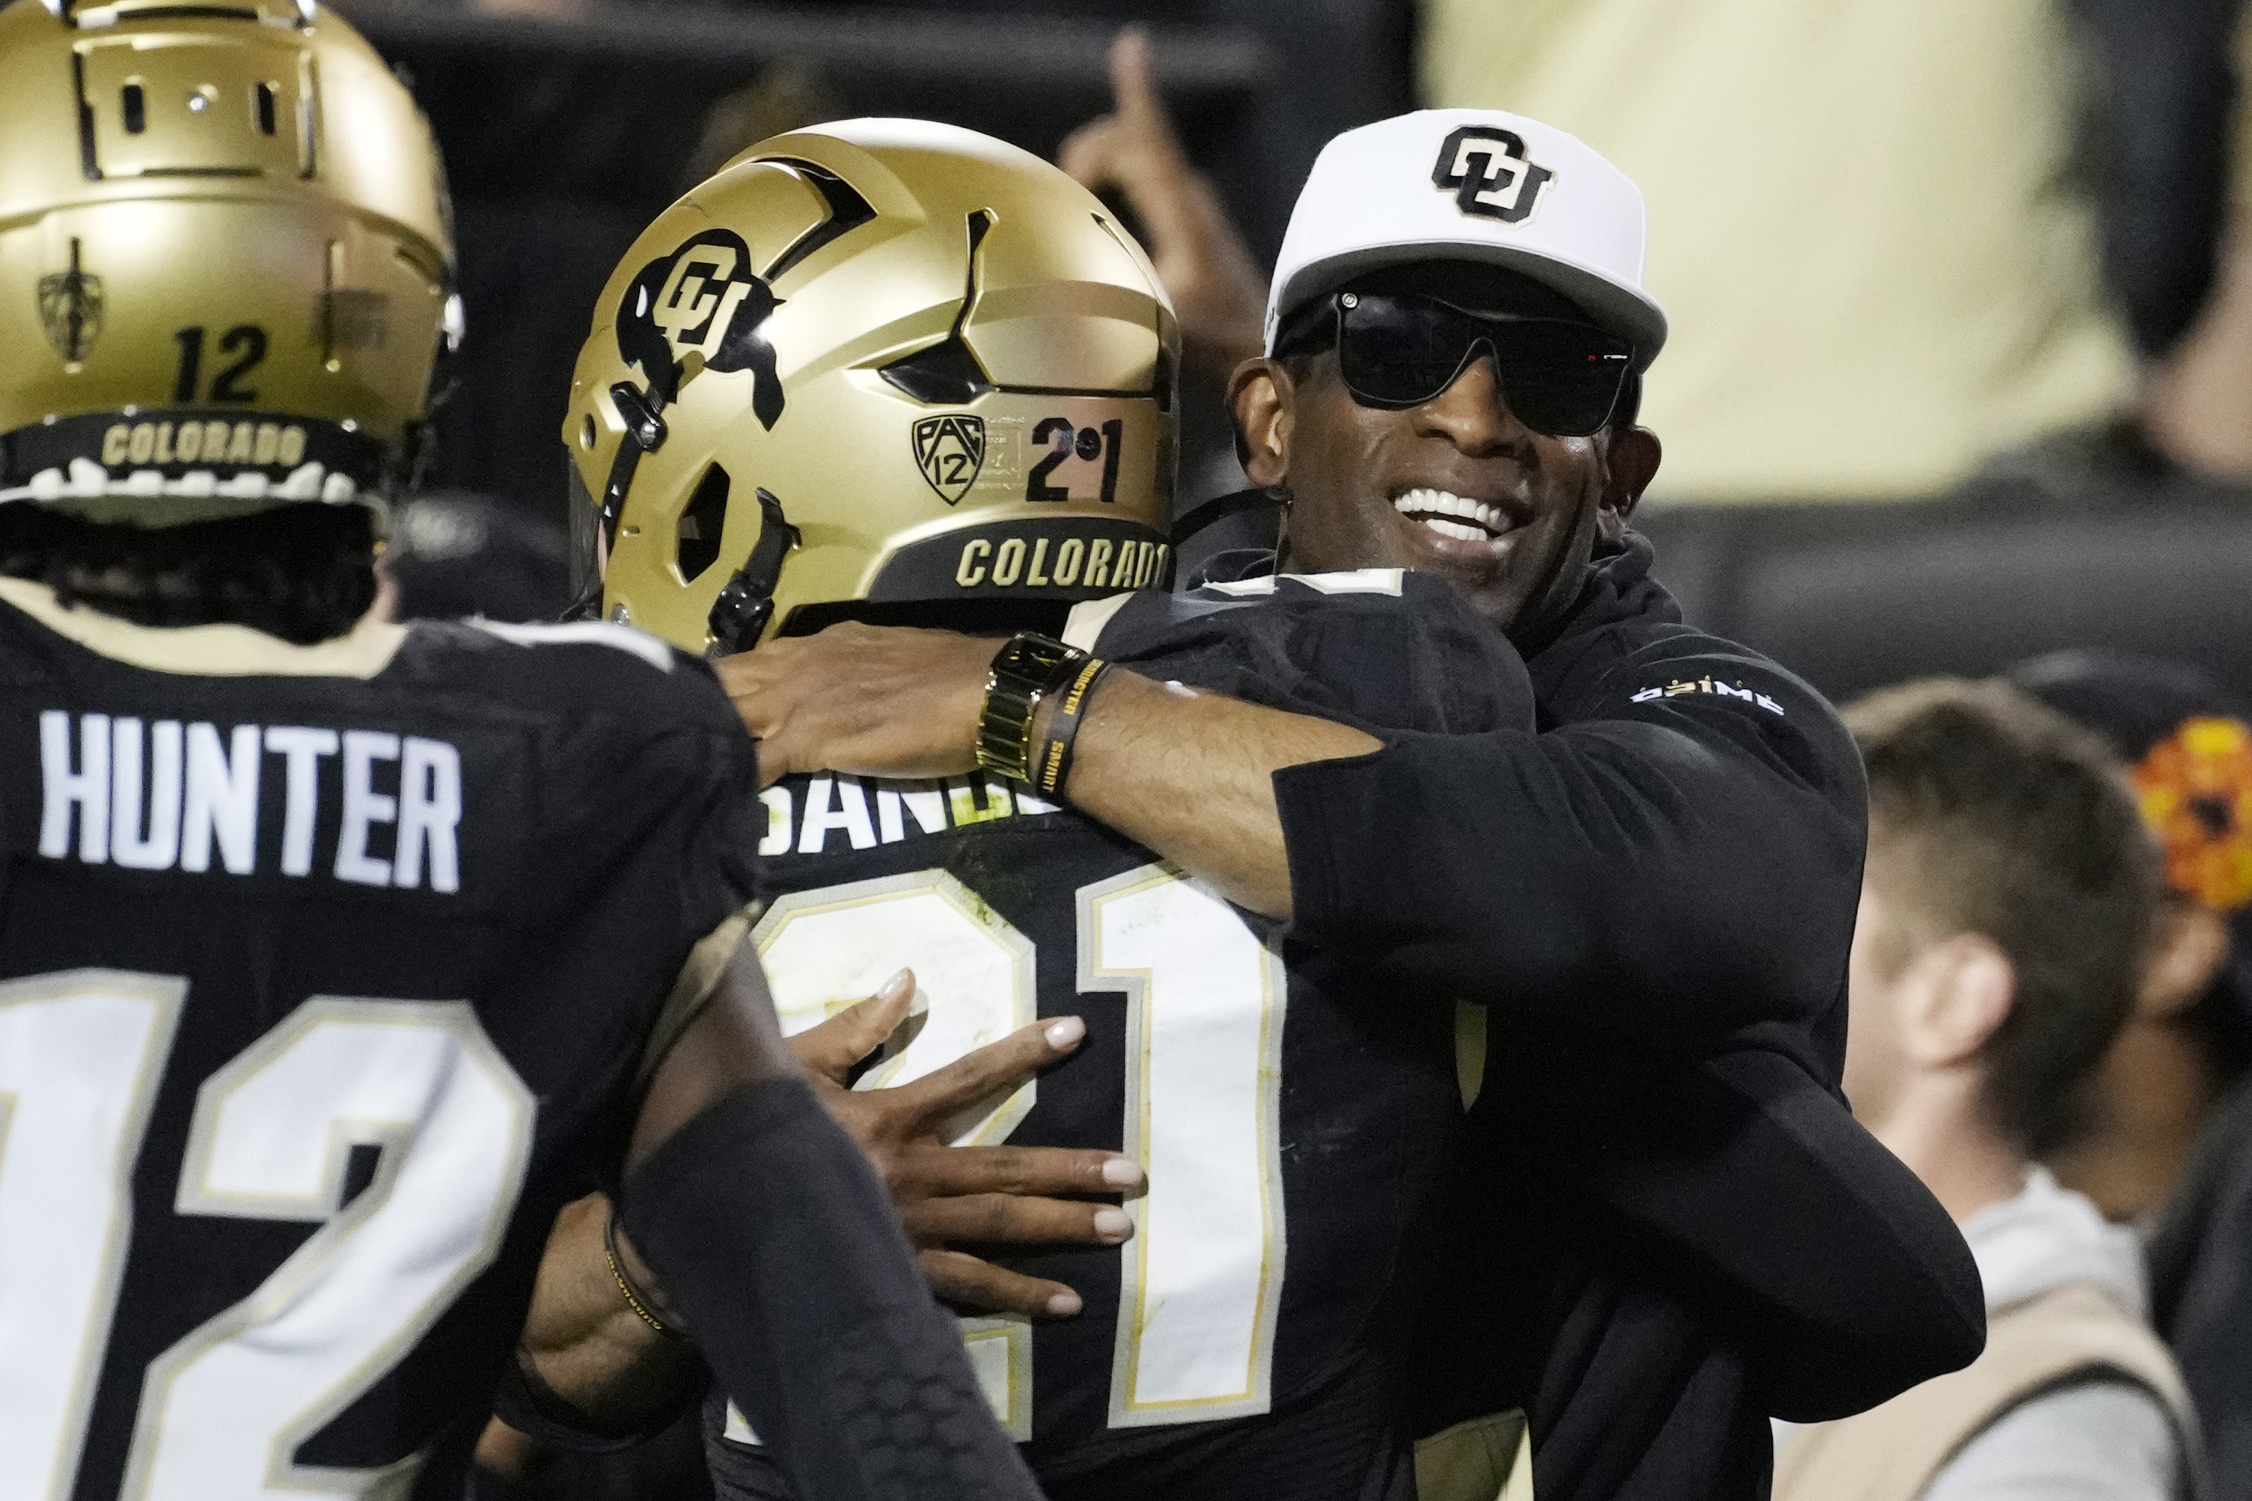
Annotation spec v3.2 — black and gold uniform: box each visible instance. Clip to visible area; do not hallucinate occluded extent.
[710,569,1534,1501]
[0,592,762,1499]
[0,8,1042,1494]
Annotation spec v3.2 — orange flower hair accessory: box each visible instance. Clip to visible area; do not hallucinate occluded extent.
[2131,715,2252,912]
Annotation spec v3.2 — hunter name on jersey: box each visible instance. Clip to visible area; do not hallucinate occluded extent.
[36,711,463,889]
[0,593,765,1500]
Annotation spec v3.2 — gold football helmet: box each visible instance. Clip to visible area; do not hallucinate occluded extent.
[0,0,455,524]
[565,117,1178,652]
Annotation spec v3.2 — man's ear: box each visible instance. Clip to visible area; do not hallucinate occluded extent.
[2140,902,2232,1019]
[1904,933,2017,1068]
[1229,358,1293,491]
[1596,425,1662,540]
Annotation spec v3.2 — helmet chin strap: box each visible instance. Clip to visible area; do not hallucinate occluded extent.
[599,380,670,554]
[706,487,800,654]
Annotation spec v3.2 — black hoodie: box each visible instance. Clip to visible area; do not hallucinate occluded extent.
[1201,532,1987,1500]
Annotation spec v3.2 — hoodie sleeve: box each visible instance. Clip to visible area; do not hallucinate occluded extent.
[1274,630,1866,1054]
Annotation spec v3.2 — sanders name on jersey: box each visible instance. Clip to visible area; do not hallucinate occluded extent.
[36,710,463,890]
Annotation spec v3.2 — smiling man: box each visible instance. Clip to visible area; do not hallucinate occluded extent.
[1249,261,1652,609]
[726,110,1982,1497]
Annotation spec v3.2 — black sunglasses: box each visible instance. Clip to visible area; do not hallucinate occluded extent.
[1283,291,1636,437]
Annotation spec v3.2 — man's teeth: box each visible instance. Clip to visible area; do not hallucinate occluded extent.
[1393,488,1505,540]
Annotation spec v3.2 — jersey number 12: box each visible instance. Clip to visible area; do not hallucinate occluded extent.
[0,973,533,1499]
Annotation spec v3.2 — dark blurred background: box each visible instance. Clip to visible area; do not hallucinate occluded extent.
[344,0,2252,722]
[339,0,1408,524]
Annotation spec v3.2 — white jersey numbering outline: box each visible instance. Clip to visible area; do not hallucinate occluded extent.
[752,861,1287,1439]
[1078,866,1288,1427]
[0,974,534,1501]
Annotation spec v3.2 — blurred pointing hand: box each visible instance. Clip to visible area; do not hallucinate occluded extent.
[1059,28,1268,385]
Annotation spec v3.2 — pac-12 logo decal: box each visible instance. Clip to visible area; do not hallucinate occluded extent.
[913,414,987,505]
[1432,125,1554,225]
[615,228,785,428]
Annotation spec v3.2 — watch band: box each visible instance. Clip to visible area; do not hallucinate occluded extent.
[976,632,1093,784]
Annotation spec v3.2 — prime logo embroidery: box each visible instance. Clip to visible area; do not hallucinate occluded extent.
[1631,676,1785,715]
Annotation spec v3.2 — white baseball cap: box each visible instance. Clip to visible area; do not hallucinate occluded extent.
[1265,109,1667,369]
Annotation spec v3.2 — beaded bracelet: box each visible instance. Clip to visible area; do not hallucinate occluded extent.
[604,1201,685,1340]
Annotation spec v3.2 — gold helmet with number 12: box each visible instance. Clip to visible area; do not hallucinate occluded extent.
[0,0,456,525]
[565,118,1178,653]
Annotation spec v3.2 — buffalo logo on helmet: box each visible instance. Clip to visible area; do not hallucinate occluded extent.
[1431,125,1553,225]
[36,240,102,364]
[912,414,986,505]
[615,228,785,426]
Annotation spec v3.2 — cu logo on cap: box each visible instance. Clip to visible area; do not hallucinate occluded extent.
[1432,126,1554,225]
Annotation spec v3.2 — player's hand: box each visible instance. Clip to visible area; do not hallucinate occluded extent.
[792,968,1144,1319]
[1057,29,1267,383]
[716,622,998,786]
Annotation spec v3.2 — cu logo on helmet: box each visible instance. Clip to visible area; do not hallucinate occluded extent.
[1431,126,1554,225]
[653,241,767,362]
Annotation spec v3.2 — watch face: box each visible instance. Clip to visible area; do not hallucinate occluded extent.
[996,633,1075,682]
[978,633,1083,784]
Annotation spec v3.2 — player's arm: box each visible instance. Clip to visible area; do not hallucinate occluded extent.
[498,1192,705,1446]
[511,972,1136,1435]
[613,937,1045,1500]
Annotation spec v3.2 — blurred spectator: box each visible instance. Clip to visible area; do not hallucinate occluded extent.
[679,59,843,194]
[2008,650,2252,1494]
[469,0,590,19]
[2141,6,2252,481]
[382,490,571,622]
[1057,5,2242,504]
[2148,1026,2252,1495]
[1061,29,1268,389]
[1423,0,2240,501]
[1774,679,2197,1501]
[1060,28,1278,511]
[2008,651,2252,1220]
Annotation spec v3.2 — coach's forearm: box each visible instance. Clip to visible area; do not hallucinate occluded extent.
[1052,670,1381,918]
[724,623,1381,917]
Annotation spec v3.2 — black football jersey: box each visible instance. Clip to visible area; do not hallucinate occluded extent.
[715,570,1535,1498]
[0,585,763,1501]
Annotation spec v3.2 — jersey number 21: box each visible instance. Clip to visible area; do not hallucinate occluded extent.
[757,862,1288,1437]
